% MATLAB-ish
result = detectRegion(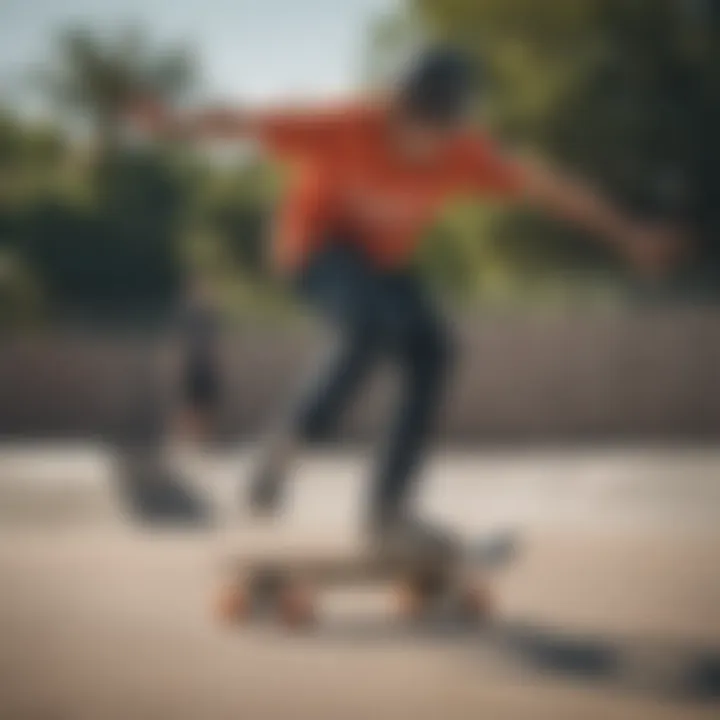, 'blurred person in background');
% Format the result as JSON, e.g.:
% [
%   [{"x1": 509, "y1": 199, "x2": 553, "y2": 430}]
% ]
[
  {"x1": 171, "y1": 272, "x2": 223, "y2": 448},
  {"x1": 133, "y1": 45, "x2": 682, "y2": 556}
]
